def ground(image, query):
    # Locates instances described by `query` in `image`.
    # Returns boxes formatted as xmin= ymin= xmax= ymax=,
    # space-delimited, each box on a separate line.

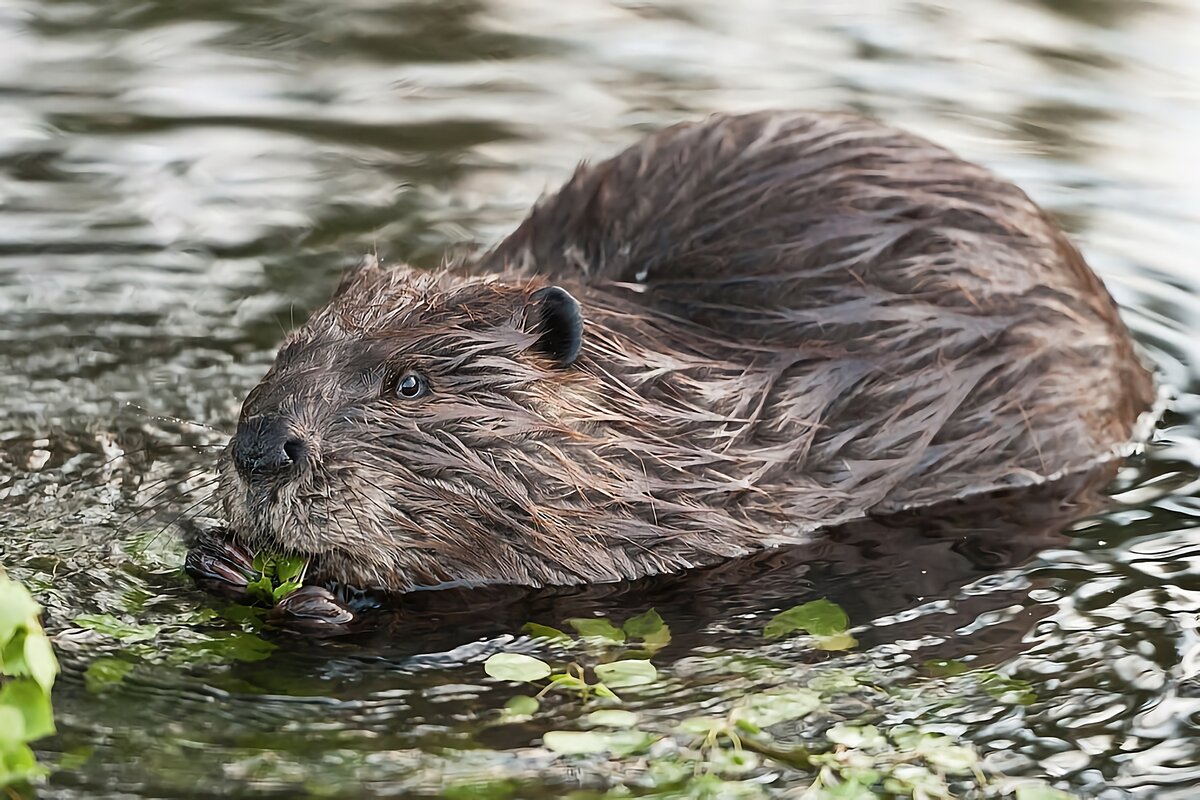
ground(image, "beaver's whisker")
xmin=121 ymin=468 xmax=219 ymax=519
xmin=126 ymin=462 xmax=217 ymax=496
xmin=123 ymin=402 xmax=232 ymax=437
xmin=140 ymin=494 xmax=221 ymax=551
xmin=33 ymin=460 xmax=217 ymax=528
xmin=73 ymin=442 xmax=226 ymax=479
xmin=126 ymin=476 xmax=221 ymax=530
xmin=148 ymin=490 xmax=222 ymax=542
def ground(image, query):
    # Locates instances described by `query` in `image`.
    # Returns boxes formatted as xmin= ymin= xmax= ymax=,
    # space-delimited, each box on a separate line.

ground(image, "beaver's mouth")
xmin=224 ymin=480 xmax=339 ymax=558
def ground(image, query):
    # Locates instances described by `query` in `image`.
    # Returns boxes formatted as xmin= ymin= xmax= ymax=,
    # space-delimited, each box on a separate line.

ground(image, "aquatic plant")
xmin=0 ymin=576 xmax=59 ymax=792
xmin=245 ymin=553 xmax=307 ymax=605
xmin=482 ymin=602 xmax=1076 ymax=798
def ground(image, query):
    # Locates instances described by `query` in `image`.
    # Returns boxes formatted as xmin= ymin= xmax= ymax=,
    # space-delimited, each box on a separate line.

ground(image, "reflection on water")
xmin=1 ymin=0 xmax=1199 ymax=797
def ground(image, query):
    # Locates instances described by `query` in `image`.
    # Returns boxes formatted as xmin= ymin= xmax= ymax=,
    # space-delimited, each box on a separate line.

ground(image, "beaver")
xmin=188 ymin=110 xmax=1155 ymax=599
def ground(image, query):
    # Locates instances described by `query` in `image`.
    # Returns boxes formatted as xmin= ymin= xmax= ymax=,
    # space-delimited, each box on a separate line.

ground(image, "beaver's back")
xmin=482 ymin=111 xmax=1153 ymax=513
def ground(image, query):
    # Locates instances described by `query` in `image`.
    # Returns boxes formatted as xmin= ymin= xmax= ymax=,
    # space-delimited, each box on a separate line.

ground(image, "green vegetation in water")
xmin=73 ymin=605 xmax=277 ymax=697
xmin=485 ymin=651 xmax=659 ymax=707
xmin=527 ymin=609 xmax=673 ymax=652
xmin=763 ymin=598 xmax=858 ymax=651
xmin=245 ymin=553 xmax=308 ymax=606
xmin=486 ymin=609 xmax=672 ymax=710
xmin=0 ymin=576 xmax=59 ymax=792
xmin=480 ymin=601 xmax=1074 ymax=799
xmin=924 ymin=659 xmax=1038 ymax=706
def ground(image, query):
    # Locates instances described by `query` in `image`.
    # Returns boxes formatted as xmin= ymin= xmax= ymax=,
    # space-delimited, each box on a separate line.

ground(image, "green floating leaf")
xmin=484 ymin=653 xmax=552 ymax=683
xmin=924 ymin=660 xmax=1036 ymax=704
xmin=621 ymin=608 xmax=664 ymax=638
xmin=595 ymin=659 xmax=658 ymax=688
xmin=0 ymin=742 xmax=45 ymax=787
xmin=606 ymin=730 xmax=656 ymax=756
xmin=764 ymin=598 xmax=850 ymax=640
xmin=0 ymin=679 xmax=55 ymax=741
xmin=981 ymin=673 xmax=1037 ymax=705
xmin=167 ymin=631 xmax=276 ymax=666
xmin=23 ymin=631 xmax=58 ymax=693
xmin=0 ymin=706 xmax=25 ymax=747
xmin=74 ymin=613 xmax=160 ymax=643
xmin=883 ymin=763 xmax=950 ymax=797
xmin=502 ymin=695 xmax=539 ymax=717
xmin=1 ymin=630 xmax=29 ymax=678
xmin=1015 ymin=783 xmax=1076 ymax=800
xmin=566 ymin=617 xmax=626 ymax=642
xmin=807 ymin=669 xmax=862 ymax=694
xmin=622 ymin=609 xmax=671 ymax=651
xmin=0 ymin=577 xmax=58 ymax=790
xmin=814 ymin=631 xmax=859 ymax=652
xmin=732 ymin=688 xmax=821 ymax=728
xmin=84 ymin=657 xmax=136 ymax=695
xmin=546 ymin=673 xmax=587 ymax=697
xmin=0 ymin=582 xmax=40 ymax=646
xmin=586 ymin=709 xmax=638 ymax=728
xmin=708 ymin=746 xmax=760 ymax=775
xmin=543 ymin=729 xmax=655 ymax=757
xmin=922 ymin=744 xmax=979 ymax=774
xmin=733 ymin=718 xmax=763 ymax=736
xmin=645 ymin=759 xmax=690 ymax=787
xmin=214 ymin=632 xmax=276 ymax=663
xmin=221 ymin=605 xmax=267 ymax=628
xmin=55 ymin=746 xmax=94 ymax=773
xmin=521 ymin=623 xmax=572 ymax=643
xmin=678 ymin=717 xmax=723 ymax=737
xmin=543 ymin=730 xmax=610 ymax=755
xmin=591 ymin=683 xmax=619 ymax=700
xmin=826 ymin=724 xmax=886 ymax=750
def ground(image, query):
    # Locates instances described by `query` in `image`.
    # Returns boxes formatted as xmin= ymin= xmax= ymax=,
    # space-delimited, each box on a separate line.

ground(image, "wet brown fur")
xmin=216 ymin=111 xmax=1154 ymax=592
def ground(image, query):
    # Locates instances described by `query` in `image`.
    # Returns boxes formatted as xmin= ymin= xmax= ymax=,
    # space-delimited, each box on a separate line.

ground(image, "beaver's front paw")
xmin=184 ymin=528 xmax=256 ymax=600
xmin=272 ymin=585 xmax=356 ymax=634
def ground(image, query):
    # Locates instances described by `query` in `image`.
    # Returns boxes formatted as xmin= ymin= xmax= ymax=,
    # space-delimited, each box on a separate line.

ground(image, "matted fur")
xmin=214 ymin=111 xmax=1154 ymax=592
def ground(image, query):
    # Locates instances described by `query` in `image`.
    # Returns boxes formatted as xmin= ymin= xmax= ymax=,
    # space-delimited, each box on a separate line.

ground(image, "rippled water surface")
xmin=2 ymin=0 xmax=1199 ymax=797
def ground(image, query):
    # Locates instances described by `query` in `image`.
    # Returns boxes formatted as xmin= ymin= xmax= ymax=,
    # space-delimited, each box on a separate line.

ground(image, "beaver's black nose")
xmin=231 ymin=415 xmax=309 ymax=482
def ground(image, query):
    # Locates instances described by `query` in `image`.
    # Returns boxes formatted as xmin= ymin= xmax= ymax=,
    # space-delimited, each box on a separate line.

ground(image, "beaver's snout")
xmin=231 ymin=414 xmax=311 ymax=483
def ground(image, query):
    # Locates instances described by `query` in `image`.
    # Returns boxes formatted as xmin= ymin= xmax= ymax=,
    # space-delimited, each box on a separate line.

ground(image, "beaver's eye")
xmin=395 ymin=372 xmax=427 ymax=399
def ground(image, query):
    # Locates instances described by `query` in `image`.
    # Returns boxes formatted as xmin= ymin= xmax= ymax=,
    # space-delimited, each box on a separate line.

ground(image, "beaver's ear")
xmin=332 ymin=254 xmax=386 ymax=299
xmin=528 ymin=286 xmax=583 ymax=367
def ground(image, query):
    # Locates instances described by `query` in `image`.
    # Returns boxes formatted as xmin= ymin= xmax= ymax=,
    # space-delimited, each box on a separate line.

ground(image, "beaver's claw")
xmin=184 ymin=527 xmax=256 ymax=600
xmin=272 ymin=585 xmax=357 ymax=633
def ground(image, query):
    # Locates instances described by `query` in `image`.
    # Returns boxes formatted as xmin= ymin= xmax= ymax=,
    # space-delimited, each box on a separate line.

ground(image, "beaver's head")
xmin=214 ymin=259 xmax=639 ymax=591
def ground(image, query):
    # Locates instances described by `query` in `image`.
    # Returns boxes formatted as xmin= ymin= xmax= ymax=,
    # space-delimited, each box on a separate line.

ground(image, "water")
xmin=1 ymin=0 xmax=1199 ymax=797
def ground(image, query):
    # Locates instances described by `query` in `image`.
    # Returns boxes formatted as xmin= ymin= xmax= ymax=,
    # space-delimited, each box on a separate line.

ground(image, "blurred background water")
xmin=1 ymin=0 xmax=1199 ymax=797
